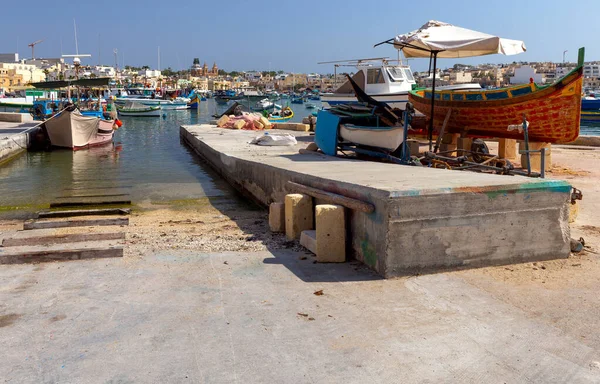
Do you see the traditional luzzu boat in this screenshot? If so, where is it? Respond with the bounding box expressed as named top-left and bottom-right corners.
top-left (268, 107), bottom-right (294, 123)
top-left (187, 94), bottom-right (200, 109)
top-left (408, 53), bottom-right (584, 144)
top-left (44, 107), bottom-right (114, 150)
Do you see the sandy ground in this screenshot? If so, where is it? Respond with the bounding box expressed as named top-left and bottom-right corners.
top-left (1, 143), bottom-right (600, 382)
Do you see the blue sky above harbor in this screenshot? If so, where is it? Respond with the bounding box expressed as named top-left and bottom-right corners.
top-left (2, 0), bottom-right (597, 74)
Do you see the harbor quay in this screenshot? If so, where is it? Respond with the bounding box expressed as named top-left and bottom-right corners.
top-left (181, 124), bottom-right (572, 277)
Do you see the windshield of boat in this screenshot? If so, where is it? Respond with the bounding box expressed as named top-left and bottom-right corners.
top-left (387, 67), bottom-right (415, 82)
top-left (367, 69), bottom-right (385, 84)
top-left (387, 67), bottom-right (405, 82)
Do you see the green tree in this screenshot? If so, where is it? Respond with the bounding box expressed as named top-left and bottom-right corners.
top-left (218, 69), bottom-right (227, 76)
top-left (141, 65), bottom-right (150, 70)
top-left (229, 71), bottom-right (240, 77)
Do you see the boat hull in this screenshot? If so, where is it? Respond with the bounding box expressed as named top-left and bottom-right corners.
top-left (322, 93), bottom-right (409, 109)
top-left (581, 111), bottom-right (600, 122)
top-left (408, 68), bottom-right (583, 144)
top-left (117, 106), bottom-right (162, 117)
top-left (45, 110), bottom-right (113, 150)
top-left (339, 124), bottom-right (404, 151)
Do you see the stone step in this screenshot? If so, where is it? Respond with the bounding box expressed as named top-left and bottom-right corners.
top-left (0, 240), bottom-right (123, 264)
top-left (23, 217), bottom-right (129, 230)
top-left (2, 231), bottom-right (125, 247)
top-left (37, 208), bottom-right (131, 219)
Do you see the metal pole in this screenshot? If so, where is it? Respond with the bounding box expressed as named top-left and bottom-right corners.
top-left (402, 108), bottom-right (410, 163)
top-left (428, 52), bottom-right (437, 151)
top-left (523, 115), bottom-right (531, 175)
top-left (540, 147), bottom-right (546, 178)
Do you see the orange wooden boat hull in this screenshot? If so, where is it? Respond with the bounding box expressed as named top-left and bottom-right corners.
top-left (408, 67), bottom-right (583, 143)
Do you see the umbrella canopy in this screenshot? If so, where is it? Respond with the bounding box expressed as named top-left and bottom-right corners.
top-left (376, 20), bottom-right (526, 152)
top-left (393, 20), bottom-right (526, 57)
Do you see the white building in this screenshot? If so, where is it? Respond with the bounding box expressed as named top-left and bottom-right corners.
top-left (510, 65), bottom-right (544, 84)
top-left (138, 70), bottom-right (161, 78)
top-left (584, 63), bottom-right (600, 78)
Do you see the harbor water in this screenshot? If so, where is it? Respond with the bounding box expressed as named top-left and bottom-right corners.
top-left (0, 99), bottom-right (321, 219)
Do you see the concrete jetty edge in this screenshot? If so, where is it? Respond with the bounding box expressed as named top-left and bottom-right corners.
top-left (181, 124), bottom-right (572, 277)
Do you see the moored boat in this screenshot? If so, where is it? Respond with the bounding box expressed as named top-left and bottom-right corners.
top-left (321, 58), bottom-right (480, 110)
top-left (117, 102), bottom-right (162, 117)
top-left (408, 64), bottom-right (583, 143)
top-left (581, 110), bottom-right (600, 122)
top-left (187, 95), bottom-right (200, 109)
top-left (268, 107), bottom-right (294, 122)
top-left (339, 123), bottom-right (404, 150)
top-left (44, 108), bottom-right (114, 150)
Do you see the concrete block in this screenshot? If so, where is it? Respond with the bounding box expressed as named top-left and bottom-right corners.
top-left (259, 116), bottom-right (272, 129)
top-left (407, 140), bottom-right (420, 156)
top-left (498, 138), bottom-right (517, 160)
top-left (439, 143), bottom-right (457, 156)
top-left (216, 115), bottom-right (230, 127)
top-left (269, 202), bottom-right (285, 232)
top-left (300, 230), bottom-right (317, 254)
top-left (253, 120), bottom-right (264, 130)
top-left (315, 204), bottom-right (346, 263)
top-left (285, 194), bottom-right (313, 240)
top-left (457, 137), bottom-right (473, 154)
top-left (295, 123), bottom-right (310, 132)
top-left (441, 133), bottom-right (459, 145)
top-left (233, 120), bottom-right (246, 130)
top-left (520, 142), bottom-right (552, 172)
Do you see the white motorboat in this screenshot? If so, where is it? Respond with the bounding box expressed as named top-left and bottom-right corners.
top-left (117, 102), bottom-right (162, 117)
top-left (321, 58), bottom-right (480, 109)
top-left (252, 98), bottom-right (282, 111)
top-left (339, 123), bottom-right (405, 151)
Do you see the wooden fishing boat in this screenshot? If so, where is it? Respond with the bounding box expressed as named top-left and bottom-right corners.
top-left (44, 108), bottom-right (114, 150)
top-left (187, 95), bottom-right (200, 109)
top-left (339, 123), bottom-right (404, 150)
top-left (268, 107), bottom-right (294, 123)
top-left (408, 65), bottom-right (583, 143)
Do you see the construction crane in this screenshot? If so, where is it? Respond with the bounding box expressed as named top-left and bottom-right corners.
top-left (28, 40), bottom-right (43, 60)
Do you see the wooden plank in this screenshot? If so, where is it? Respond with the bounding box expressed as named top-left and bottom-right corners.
top-left (287, 181), bottom-right (375, 213)
top-left (55, 193), bottom-right (130, 199)
top-left (2, 232), bottom-right (125, 247)
top-left (23, 217), bottom-right (129, 230)
top-left (37, 208), bottom-right (131, 219)
top-left (49, 200), bottom-right (131, 208)
top-left (62, 185), bottom-right (133, 191)
top-left (0, 247), bottom-right (123, 264)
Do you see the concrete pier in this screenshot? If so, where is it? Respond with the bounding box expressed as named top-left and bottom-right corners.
top-left (0, 113), bottom-right (39, 163)
top-left (181, 124), bottom-right (573, 277)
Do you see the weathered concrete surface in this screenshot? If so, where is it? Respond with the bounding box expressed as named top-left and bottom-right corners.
top-left (181, 125), bottom-right (572, 277)
top-left (0, 250), bottom-right (598, 383)
top-left (0, 112), bottom-right (33, 123)
top-left (0, 120), bottom-right (39, 163)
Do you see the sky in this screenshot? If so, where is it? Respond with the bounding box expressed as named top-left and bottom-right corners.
top-left (2, 0), bottom-right (598, 74)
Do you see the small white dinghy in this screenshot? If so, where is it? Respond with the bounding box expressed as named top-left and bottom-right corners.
top-left (339, 124), bottom-right (405, 151)
top-left (117, 101), bottom-right (162, 117)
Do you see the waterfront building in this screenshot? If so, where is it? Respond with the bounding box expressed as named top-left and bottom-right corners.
top-left (0, 67), bottom-right (24, 92)
top-left (584, 63), bottom-right (600, 78)
top-left (0, 62), bottom-right (45, 83)
top-left (510, 65), bottom-right (544, 84)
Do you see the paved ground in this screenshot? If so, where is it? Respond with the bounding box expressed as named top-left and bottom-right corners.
top-left (1, 249), bottom-right (599, 383)
top-left (1, 135), bottom-right (600, 383)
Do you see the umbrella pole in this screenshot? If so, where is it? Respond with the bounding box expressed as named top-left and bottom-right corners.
top-left (428, 51), bottom-right (438, 151)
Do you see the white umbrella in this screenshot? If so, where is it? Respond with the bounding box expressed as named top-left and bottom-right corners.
top-left (376, 20), bottom-right (526, 149)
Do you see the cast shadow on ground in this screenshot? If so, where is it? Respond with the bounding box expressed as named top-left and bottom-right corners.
top-left (181, 137), bottom-right (382, 283)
